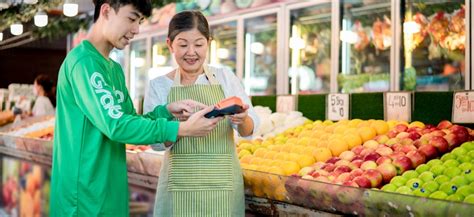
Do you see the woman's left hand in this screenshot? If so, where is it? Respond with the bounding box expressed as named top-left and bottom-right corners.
top-left (228, 104), bottom-right (249, 125)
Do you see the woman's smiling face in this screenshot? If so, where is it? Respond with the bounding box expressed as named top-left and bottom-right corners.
top-left (168, 28), bottom-right (209, 73)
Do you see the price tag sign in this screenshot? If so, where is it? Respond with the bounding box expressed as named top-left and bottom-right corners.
top-left (452, 91), bottom-right (474, 123)
top-left (276, 95), bottom-right (297, 113)
top-left (326, 93), bottom-right (349, 120)
top-left (384, 92), bottom-right (412, 122)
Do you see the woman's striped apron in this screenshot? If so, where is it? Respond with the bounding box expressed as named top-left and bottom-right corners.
top-left (154, 67), bottom-right (245, 217)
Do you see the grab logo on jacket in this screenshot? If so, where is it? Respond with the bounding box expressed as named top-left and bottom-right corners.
top-left (90, 72), bottom-right (124, 119)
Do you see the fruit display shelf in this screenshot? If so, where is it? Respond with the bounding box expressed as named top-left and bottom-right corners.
top-left (243, 169), bottom-right (474, 216)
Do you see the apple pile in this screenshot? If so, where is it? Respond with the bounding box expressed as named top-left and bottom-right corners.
top-left (297, 120), bottom-right (473, 189)
top-left (381, 141), bottom-right (474, 204)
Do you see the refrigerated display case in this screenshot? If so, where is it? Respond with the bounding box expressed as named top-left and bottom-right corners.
top-left (209, 21), bottom-right (238, 74)
top-left (150, 34), bottom-right (175, 80)
top-left (129, 39), bottom-right (148, 101)
top-left (401, 1), bottom-right (466, 91)
top-left (338, 0), bottom-right (392, 93)
top-left (287, 2), bottom-right (332, 94)
top-left (244, 13), bottom-right (278, 95)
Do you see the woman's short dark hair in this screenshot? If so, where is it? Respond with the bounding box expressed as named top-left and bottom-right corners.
top-left (35, 74), bottom-right (56, 107)
top-left (93, 0), bottom-right (152, 22)
top-left (168, 10), bottom-right (210, 42)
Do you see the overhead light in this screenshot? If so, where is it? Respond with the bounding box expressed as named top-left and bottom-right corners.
top-left (250, 42), bottom-right (264, 55)
top-left (24, 0), bottom-right (38, 4)
top-left (10, 23), bottom-right (23, 36)
top-left (34, 11), bottom-right (48, 27)
top-left (289, 36), bottom-right (306, 50)
top-left (217, 48), bottom-right (229, 59)
top-left (339, 30), bottom-right (359, 44)
top-left (0, 32), bottom-right (3, 41)
top-left (403, 21), bottom-right (420, 34)
top-left (63, 1), bottom-right (79, 17)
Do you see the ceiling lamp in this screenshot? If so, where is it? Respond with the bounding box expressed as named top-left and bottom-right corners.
top-left (63, 0), bottom-right (79, 17)
top-left (0, 32), bottom-right (3, 41)
top-left (24, 0), bottom-right (38, 4)
top-left (34, 11), bottom-right (48, 27)
top-left (10, 23), bottom-right (23, 36)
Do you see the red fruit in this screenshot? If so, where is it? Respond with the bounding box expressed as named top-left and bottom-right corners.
top-left (429, 136), bottom-right (449, 153)
top-left (326, 157), bottom-right (341, 164)
top-left (375, 146), bottom-right (393, 156)
top-left (376, 156), bottom-right (392, 165)
top-left (376, 163), bottom-right (397, 183)
top-left (388, 151), bottom-right (405, 161)
top-left (335, 172), bottom-right (353, 183)
top-left (351, 159), bottom-right (363, 168)
top-left (392, 156), bottom-right (412, 175)
top-left (350, 168), bottom-right (364, 177)
top-left (391, 143), bottom-right (403, 152)
top-left (418, 144), bottom-right (438, 160)
top-left (450, 125), bottom-right (470, 144)
top-left (444, 133), bottom-right (459, 148)
top-left (322, 163), bottom-right (336, 172)
top-left (407, 132), bottom-right (421, 140)
top-left (360, 149), bottom-right (374, 157)
top-left (394, 124), bottom-right (409, 133)
top-left (334, 165), bottom-right (352, 174)
top-left (387, 130), bottom-right (399, 138)
top-left (430, 130), bottom-right (446, 137)
top-left (406, 150), bottom-right (426, 168)
top-left (413, 139), bottom-right (429, 148)
top-left (351, 146), bottom-right (365, 155)
top-left (363, 169), bottom-right (383, 188)
top-left (353, 176), bottom-right (372, 188)
top-left (311, 170), bottom-right (329, 178)
top-left (437, 120), bottom-right (453, 129)
top-left (400, 145), bottom-right (417, 154)
top-left (342, 180), bottom-right (359, 187)
top-left (363, 152), bottom-right (382, 162)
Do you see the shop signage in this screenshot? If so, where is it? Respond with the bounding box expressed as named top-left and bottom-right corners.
top-left (326, 93), bottom-right (349, 121)
top-left (384, 92), bottom-right (412, 122)
top-left (276, 95), bottom-right (297, 113)
top-left (452, 91), bottom-right (474, 123)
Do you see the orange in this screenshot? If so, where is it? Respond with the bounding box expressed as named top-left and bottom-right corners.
top-left (311, 130), bottom-right (325, 138)
top-left (298, 130), bottom-right (312, 138)
top-left (249, 157), bottom-right (264, 165)
top-left (280, 144), bottom-right (293, 153)
top-left (240, 155), bottom-right (254, 164)
top-left (343, 133), bottom-right (362, 149)
top-left (409, 121), bottom-right (425, 129)
top-left (263, 150), bottom-right (278, 159)
top-left (371, 120), bottom-right (389, 135)
top-left (278, 160), bottom-right (301, 176)
top-left (323, 120), bottom-right (334, 126)
top-left (238, 149), bottom-right (252, 159)
top-left (296, 154), bottom-right (315, 167)
top-left (358, 126), bottom-right (377, 142)
top-left (334, 125), bottom-right (349, 134)
top-left (328, 138), bottom-right (348, 156)
top-left (274, 152), bottom-right (287, 161)
top-left (253, 148), bottom-right (268, 158)
top-left (312, 147), bottom-right (332, 162)
top-left (290, 145), bottom-right (306, 154)
top-left (286, 153), bottom-right (301, 162)
top-left (296, 137), bottom-right (311, 146)
top-left (348, 119), bottom-right (363, 127)
top-left (261, 159), bottom-right (275, 167)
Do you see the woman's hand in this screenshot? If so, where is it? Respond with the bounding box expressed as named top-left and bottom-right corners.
top-left (228, 104), bottom-right (254, 137)
top-left (228, 104), bottom-right (249, 125)
top-left (167, 99), bottom-right (207, 121)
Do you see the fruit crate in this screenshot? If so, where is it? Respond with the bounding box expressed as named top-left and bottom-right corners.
top-left (242, 169), bottom-right (474, 216)
top-left (138, 151), bottom-right (164, 176)
top-left (126, 150), bottom-right (146, 174)
top-left (0, 133), bottom-right (53, 155)
top-left (0, 133), bottom-right (28, 151)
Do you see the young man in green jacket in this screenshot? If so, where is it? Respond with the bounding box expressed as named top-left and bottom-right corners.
top-left (50, 0), bottom-right (222, 216)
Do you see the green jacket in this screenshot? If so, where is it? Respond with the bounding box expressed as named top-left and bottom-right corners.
top-left (50, 40), bottom-right (179, 216)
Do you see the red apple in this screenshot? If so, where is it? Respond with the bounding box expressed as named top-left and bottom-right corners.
top-left (429, 136), bottom-right (449, 153)
top-left (363, 140), bottom-right (379, 149)
top-left (450, 125), bottom-right (470, 144)
top-left (361, 161), bottom-right (377, 170)
top-left (339, 151), bottom-right (356, 161)
top-left (413, 138), bottom-right (429, 148)
top-left (353, 176), bottom-right (372, 188)
top-left (322, 163), bottom-right (336, 172)
top-left (350, 168), bottom-right (364, 177)
top-left (352, 155), bottom-right (363, 161)
top-left (392, 156), bottom-right (413, 175)
top-left (375, 146), bottom-right (393, 156)
top-left (444, 133), bottom-right (459, 148)
top-left (342, 180), bottom-right (359, 187)
top-left (376, 156), bottom-right (392, 165)
top-left (396, 132), bottom-right (410, 139)
top-left (374, 135), bottom-right (389, 144)
top-left (386, 138), bottom-right (400, 146)
top-left (335, 159), bottom-right (351, 166)
top-left (387, 130), bottom-right (399, 138)
top-left (407, 132), bottom-right (421, 140)
top-left (313, 162), bottom-right (326, 170)
top-left (418, 144), bottom-right (438, 160)
top-left (311, 169), bottom-right (329, 178)
top-left (376, 163), bottom-right (397, 183)
top-left (425, 124), bottom-right (436, 129)
top-left (400, 138), bottom-right (415, 146)
top-left (388, 151), bottom-right (405, 161)
top-left (351, 159), bottom-right (363, 168)
top-left (391, 143), bottom-right (403, 152)
top-left (335, 172), bottom-right (353, 183)
top-left (326, 157), bottom-right (341, 164)
top-left (363, 152), bottom-right (382, 162)
top-left (437, 120), bottom-right (453, 129)
top-left (406, 150), bottom-right (426, 168)
top-left (421, 128), bottom-right (433, 135)
top-left (430, 130), bottom-right (446, 137)
top-left (334, 165), bottom-right (352, 174)
top-left (400, 145), bottom-right (417, 154)
top-left (314, 176), bottom-right (330, 183)
top-left (363, 169), bottom-right (383, 188)
top-left (351, 146), bottom-right (365, 155)
top-left (394, 124), bottom-right (408, 133)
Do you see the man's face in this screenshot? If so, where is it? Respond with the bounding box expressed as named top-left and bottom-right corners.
top-left (167, 28), bottom-right (209, 73)
top-left (103, 4), bottom-right (144, 50)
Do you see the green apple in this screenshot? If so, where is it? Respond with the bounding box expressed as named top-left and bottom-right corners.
top-left (457, 155), bottom-right (471, 163)
top-left (459, 162), bottom-right (473, 172)
top-left (464, 194), bottom-right (474, 204)
top-left (443, 159), bottom-right (460, 168)
top-left (402, 170), bottom-right (419, 180)
top-left (429, 191), bottom-right (448, 199)
top-left (415, 164), bottom-right (430, 174)
top-left (446, 194), bottom-right (463, 201)
top-left (440, 153), bottom-right (456, 162)
top-left (418, 171), bottom-right (435, 182)
top-left (455, 185), bottom-right (474, 197)
top-left (470, 182), bottom-right (474, 189)
top-left (406, 178), bottom-right (424, 190)
top-left (390, 176), bottom-right (408, 187)
top-left (439, 182), bottom-right (458, 195)
top-left (463, 171), bottom-right (474, 182)
top-left (443, 167), bottom-right (462, 178)
top-left (396, 186), bottom-right (413, 195)
top-left (430, 165), bottom-right (445, 176)
top-left (452, 147), bottom-right (468, 157)
top-left (413, 188), bottom-right (431, 197)
top-left (451, 175), bottom-right (468, 187)
top-left (422, 180), bottom-right (440, 193)
top-left (460, 142), bottom-right (474, 151)
top-left (467, 150), bottom-right (474, 159)
top-left (427, 159), bottom-right (443, 167)
top-left (381, 183), bottom-right (397, 192)
top-left (434, 175), bottom-right (450, 185)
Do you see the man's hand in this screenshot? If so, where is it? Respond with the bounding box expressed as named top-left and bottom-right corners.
top-left (178, 106), bottom-right (223, 137)
top-left (167, 100), bottom-right (207, 121)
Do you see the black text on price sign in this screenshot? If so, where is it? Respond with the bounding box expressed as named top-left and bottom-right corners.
top-left (384, 92), bottom-right (412, 122)
top-left (327, 94), bottom-right (349, 120)
top-left (452, 91), bottom-right (474, 123)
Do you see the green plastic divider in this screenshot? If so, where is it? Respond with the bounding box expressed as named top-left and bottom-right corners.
top-left (298, 94), bottom-right (326, 121)
top-left (412, 91), bottom-right (453, 125)
top-left (251, 96), bottom-right (276, 113)
top-left (350, 93), bottom-right (384, 120)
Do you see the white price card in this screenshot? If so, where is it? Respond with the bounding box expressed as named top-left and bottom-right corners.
top-left (326, 94), bottom-right (349, 121)
top-left (384, 92), bottom-right (412, 122)
top-left (452, 91), bottom-right (474, 123)
top-left (276, 95), bottom-right (297, 113)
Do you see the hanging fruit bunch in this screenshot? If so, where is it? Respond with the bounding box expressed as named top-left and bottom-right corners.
top-left (427, 11), bottom-right (449, 44)
top-left (440, 5), bottom-right (465, 51)
top-left (353, 20), bottom-right (370, 51)
top-left (371, 16), bottom-right (392, 51)
top-left (408, 12), bottom-right (429, 51)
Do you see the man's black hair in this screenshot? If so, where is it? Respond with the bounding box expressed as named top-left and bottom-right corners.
top-left (93, 0), bottom-right (152, 22)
